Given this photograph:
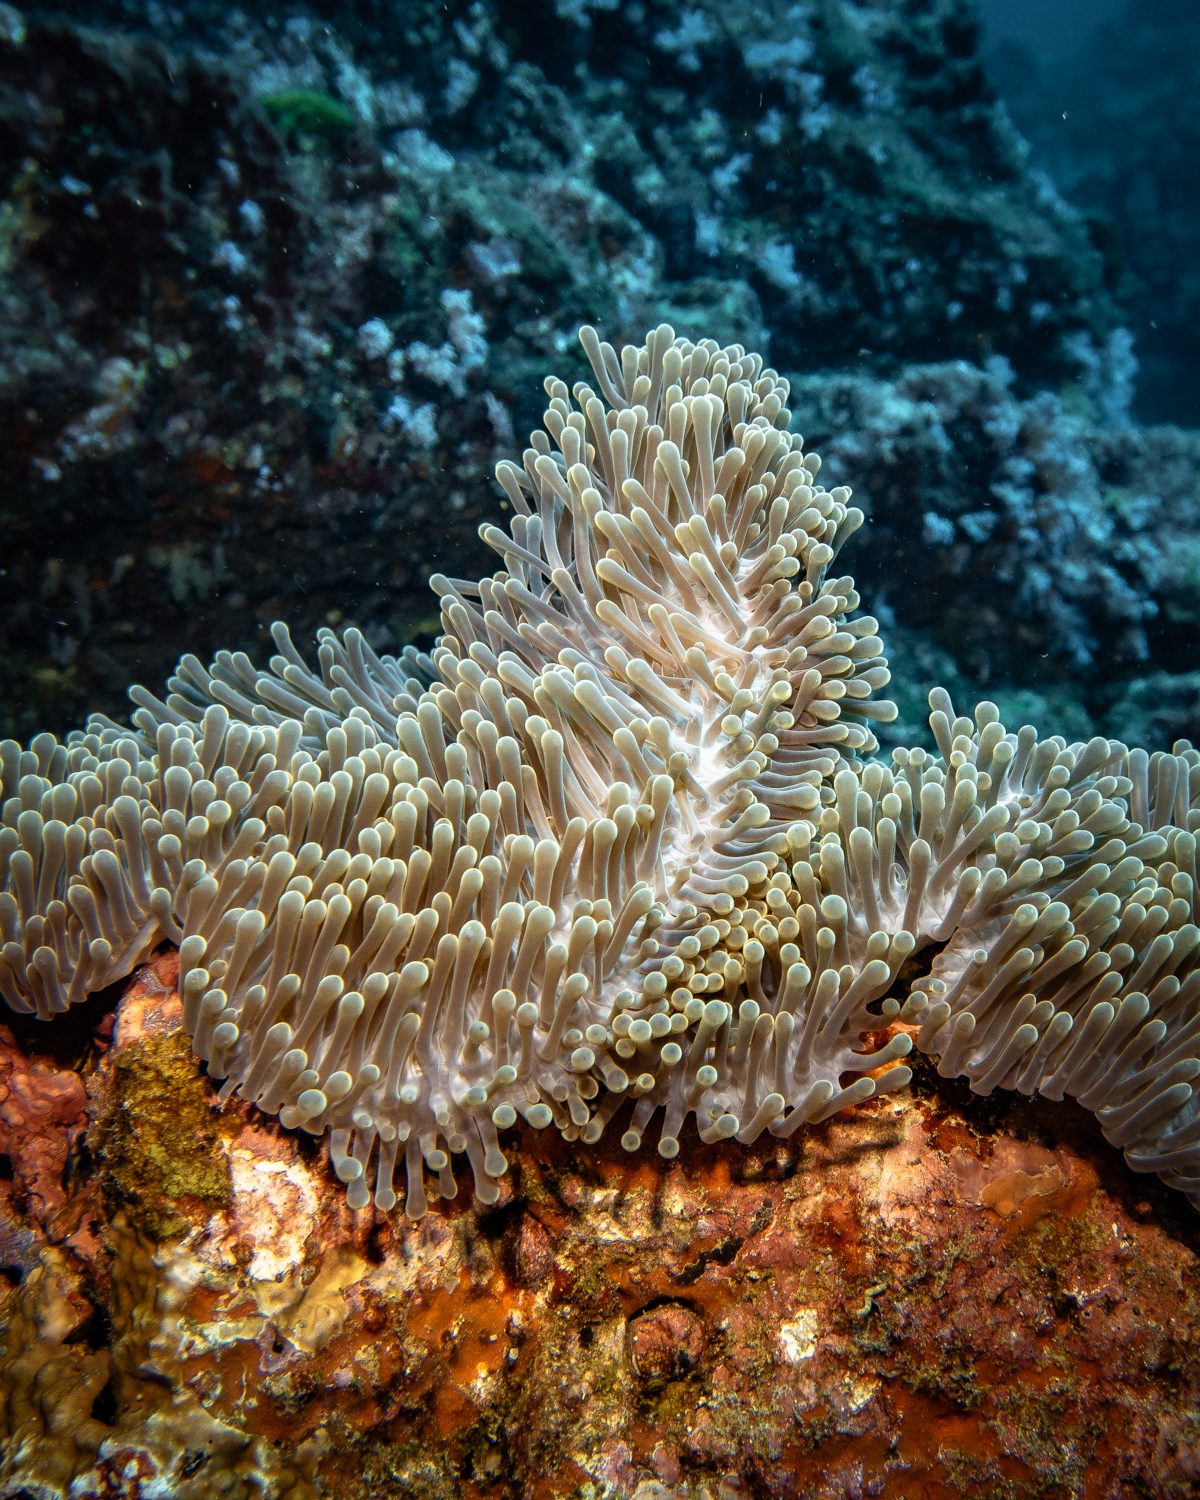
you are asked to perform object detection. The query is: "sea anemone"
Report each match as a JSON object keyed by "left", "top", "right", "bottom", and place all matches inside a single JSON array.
[{"left": 2, "top": 324, "right": 1197, "bottom": 1219}]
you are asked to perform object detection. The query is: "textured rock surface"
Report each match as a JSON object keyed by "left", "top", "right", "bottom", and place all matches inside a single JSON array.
[
  {"left": 0, "top": 1018, "right": 86, "bottom": 1231},
  {"left": 1, "top": 953, "right": 1198, "bottom": 1498},
  {"left": 0, "top": 952, "right": 326, "bottom": 1498}
]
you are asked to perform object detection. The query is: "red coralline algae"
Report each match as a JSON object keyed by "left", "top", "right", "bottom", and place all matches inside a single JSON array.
[
  {"left": 0, "top": 953, "right": 1198, "bottom": 1499},
  {"left": 0, "top": 1023, "right": 86, "bottom": 1230}
]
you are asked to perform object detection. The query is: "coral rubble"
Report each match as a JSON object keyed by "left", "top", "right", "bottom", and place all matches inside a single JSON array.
[{"left": 2, "top": 324, "right": 1198, "bottom": 1238}]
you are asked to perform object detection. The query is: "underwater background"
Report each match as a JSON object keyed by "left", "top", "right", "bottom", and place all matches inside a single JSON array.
[
  {"left": 1, "top": 0, "right": 1196, "bottom": 754},
  {"left": 2, "top": 8, "right": 1200, "bottom": 1498}
]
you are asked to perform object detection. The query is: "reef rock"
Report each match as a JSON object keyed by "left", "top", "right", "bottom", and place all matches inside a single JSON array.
[{"left": 1, "top": 952, "right": 1198, "bottom": 1498}]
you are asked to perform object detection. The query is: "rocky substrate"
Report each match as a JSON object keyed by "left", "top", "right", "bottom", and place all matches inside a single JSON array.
[{"left": 0, "top": 951, "right": 1197, "bottom": 1499}]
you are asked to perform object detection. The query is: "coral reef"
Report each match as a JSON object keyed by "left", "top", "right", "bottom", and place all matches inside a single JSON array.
[
  {"left": 0, "top": 0, "right": 1144, "bottom": 745},
  {"left": 790, "top": 358, "right": 1200, "bottom": 745},
  {"left": 2, "top": 325, "right": 1198, "bottom": 1242}
]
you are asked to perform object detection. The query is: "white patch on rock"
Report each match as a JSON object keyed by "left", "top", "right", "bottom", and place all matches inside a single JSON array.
[{"left": 778, "top": 1309, "right": 819, "bottom": 1363}]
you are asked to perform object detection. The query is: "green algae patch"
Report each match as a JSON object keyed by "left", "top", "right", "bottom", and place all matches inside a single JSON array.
[
  {"left": 259, "top": 90, "right": 354, "bottom": 141},
  {"left": 90, "top": 1029, "right": 234, "bottom": 1240}
]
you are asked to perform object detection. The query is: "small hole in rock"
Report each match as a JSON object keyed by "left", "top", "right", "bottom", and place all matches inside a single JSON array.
[
  {"left": 91, "top": 1376, "right": 118, "bottom": 1427},
  {"left": 180, "top": 1450, "right": 209, "bottom": 1478},
  {"left": 66, "top": 1301, "right": 112, "bottom": 1352}
]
